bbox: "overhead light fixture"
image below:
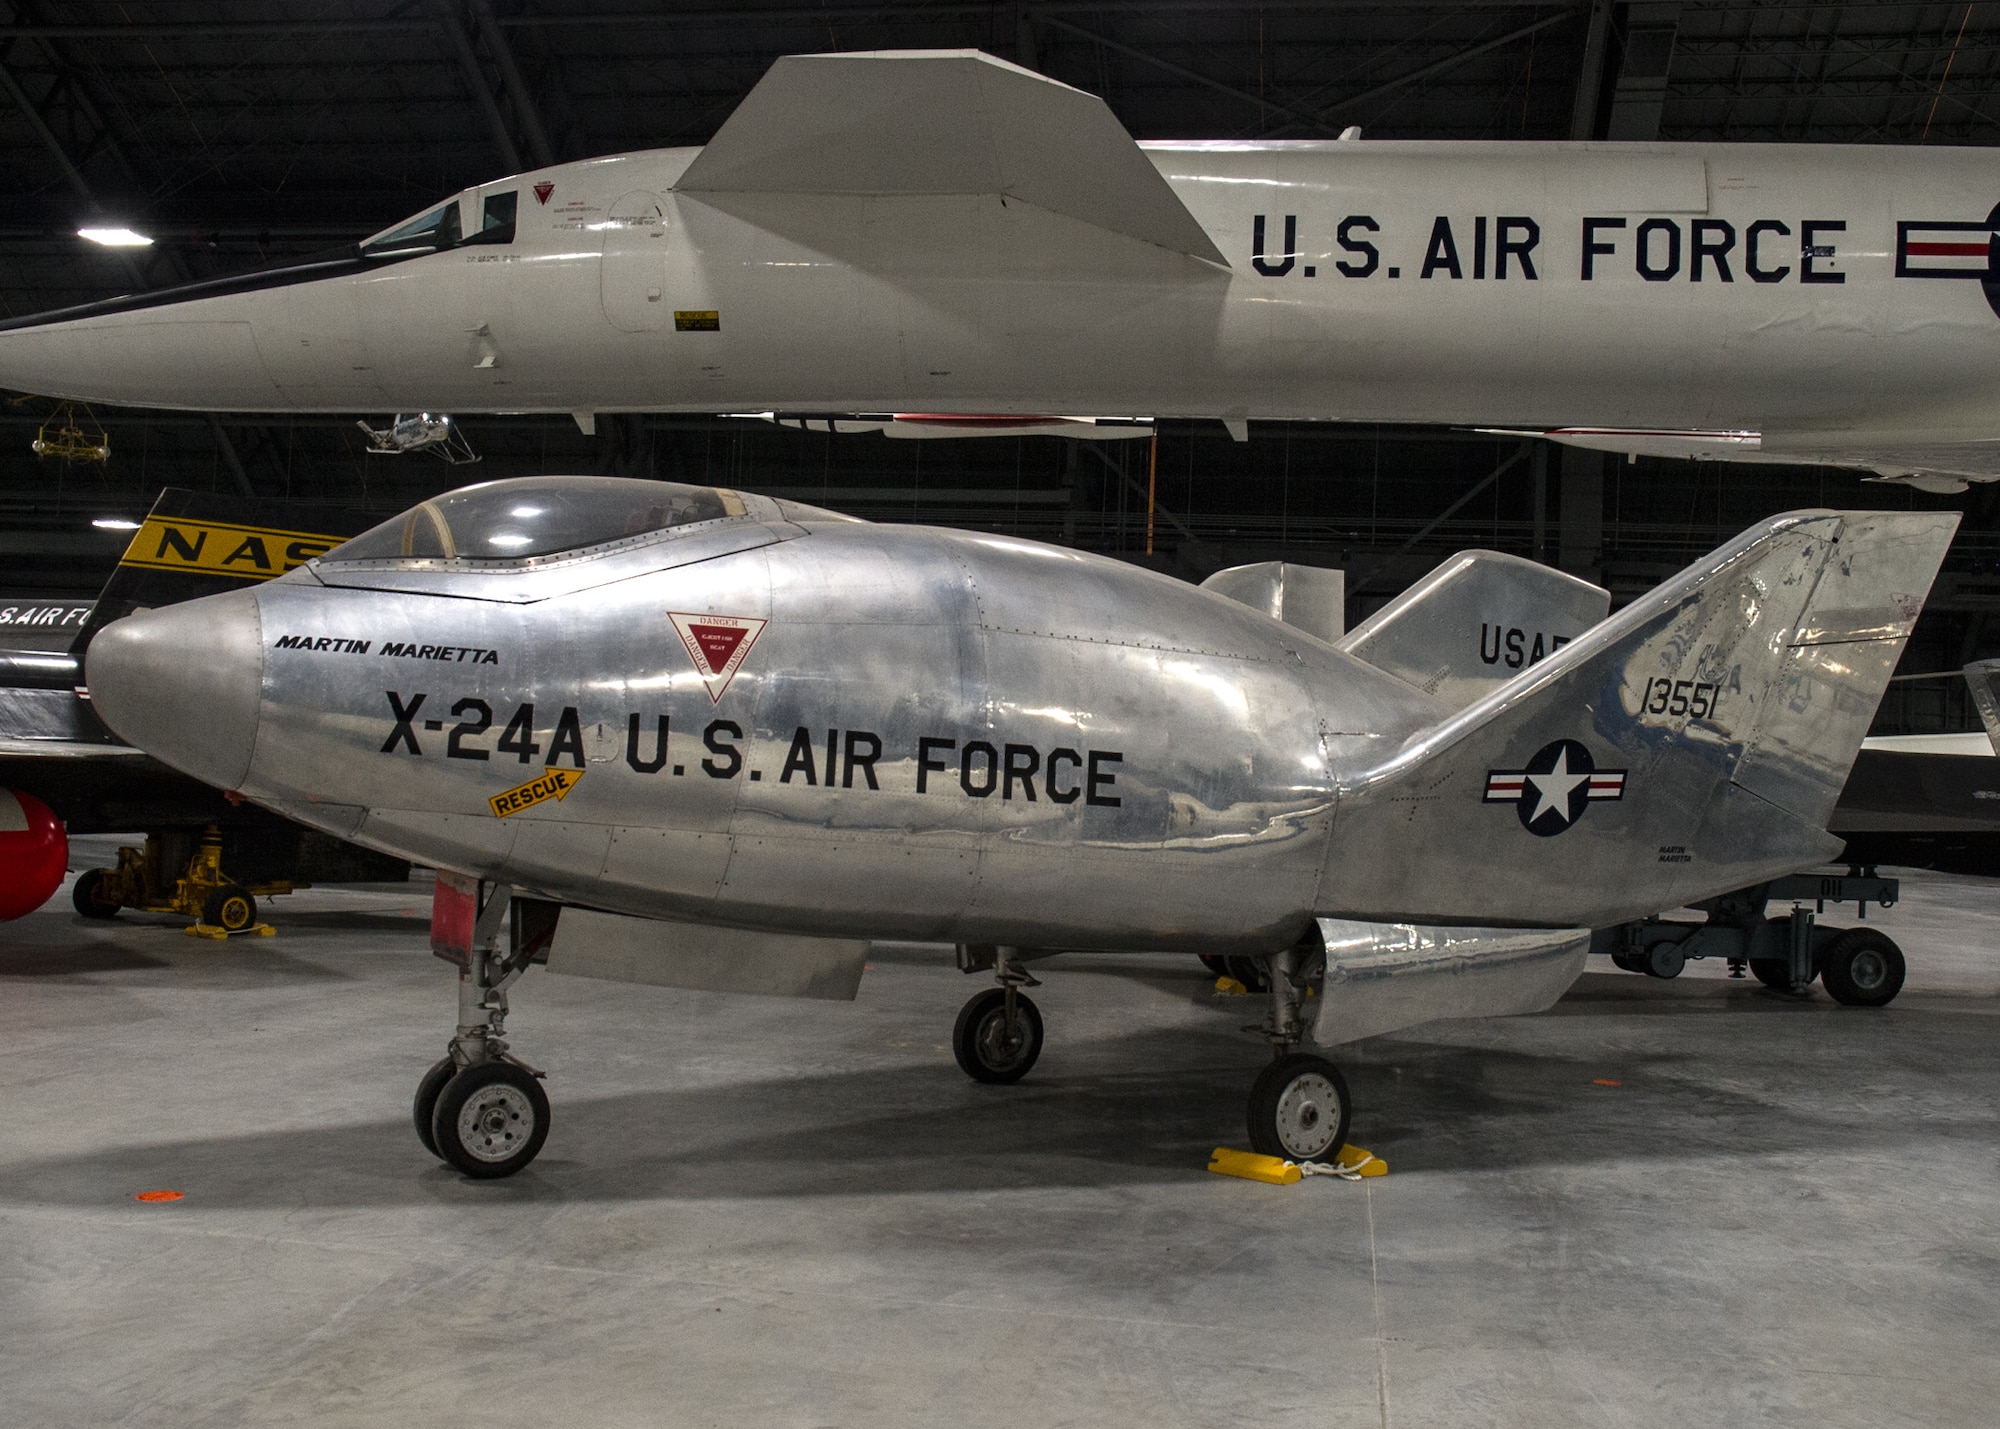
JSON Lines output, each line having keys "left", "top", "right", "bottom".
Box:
{"left": 77, "top": 226, "right": 153, "bottom": 247}
{"left": 92, "top": 517, "right": 141, "bottom": 531}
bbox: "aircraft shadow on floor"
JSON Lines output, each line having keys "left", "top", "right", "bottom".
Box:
{"left": 0, "top": 938, "right": 172, "bottom": 976}
{"left": 0, "top": 934, "right": 359, "bottom": 984}
{"left": 4, "top": 1008, "right": 1990, "bottom": 1211}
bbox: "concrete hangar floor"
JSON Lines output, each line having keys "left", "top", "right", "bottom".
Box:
{"left": 3, "top": 837, "right": 1996, "bottom": 1428}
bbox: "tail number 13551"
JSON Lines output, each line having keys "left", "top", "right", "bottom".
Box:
{"left": 1640, "top": 677, "right": 1722, "bottom": 719}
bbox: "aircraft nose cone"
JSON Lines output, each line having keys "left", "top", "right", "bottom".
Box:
{"left": 86, "top": 589, "right": 263, "bottom": 790}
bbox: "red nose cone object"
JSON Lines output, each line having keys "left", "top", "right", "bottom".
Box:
{"left": 0, "top": 789, "right": 68, "bottom": 920}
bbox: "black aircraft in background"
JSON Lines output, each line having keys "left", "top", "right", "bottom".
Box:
{"left": 1, "top": 487, "right": 407, "bottom": 928}
{"left": 1831, "top": 659, "right": 2000, "bottom": 878}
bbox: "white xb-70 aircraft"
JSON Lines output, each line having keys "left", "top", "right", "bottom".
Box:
{"left": 3, "top": 49, "right": 2000, "bottom": 489}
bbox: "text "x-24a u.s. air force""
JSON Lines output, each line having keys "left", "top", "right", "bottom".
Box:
{"left": 375, "top": 691, "right": 1126, "bottom": 812}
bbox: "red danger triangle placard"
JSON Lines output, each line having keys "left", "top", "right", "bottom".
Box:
{"left": 668, "top": 612, "right": 768, "bottom": 702}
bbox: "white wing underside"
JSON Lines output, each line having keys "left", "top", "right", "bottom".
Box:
{"left": 1515, "top": 427, "right": 2000, "bottom": 494}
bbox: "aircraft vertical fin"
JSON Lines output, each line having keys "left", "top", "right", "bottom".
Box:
{"left": 1337, "top": 551, "right": 1608, "bottom": 710}
{"left": 1201, "top": 562, "right": 1345, "bottom": 645}
{"left": 1320, "top": 510, "right": 1959, "bottom": 929}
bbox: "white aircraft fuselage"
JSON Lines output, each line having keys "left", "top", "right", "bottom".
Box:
{"left": 4, "top": 52, "right": 1998, "bottom": 478}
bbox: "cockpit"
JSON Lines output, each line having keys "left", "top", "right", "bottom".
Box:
{"left": 324, "top": 477, "right": 752, "bottom": 564}
{"left": 359, "top": 188, "right": 519, "bottom": 261}
{"left": 305, "top": 476, "right": 858, "bottom": 601}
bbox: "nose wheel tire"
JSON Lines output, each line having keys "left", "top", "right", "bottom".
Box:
{"left": 1248, "top": 1054, "right": 1352, "bottom": 1164}
{"left": 412, "top": 1057, "right": 457, "bottom": 1159}
{"left": 952, "top": 988, "right": 1044, "bottom": 1084}
{"left": 1818, "top": 928, "right": 1906, "bottom": 1007}
{"left": 431, "top": 1061, "right": 550, "bottom": 1178}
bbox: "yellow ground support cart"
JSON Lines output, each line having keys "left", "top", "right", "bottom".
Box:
{"left": 71, "top": 825, "right": 299, "bottom": 936}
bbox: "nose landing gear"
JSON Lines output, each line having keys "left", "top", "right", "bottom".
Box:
{"left": 415, "top": 880, "right": 557, "bottom": 1178}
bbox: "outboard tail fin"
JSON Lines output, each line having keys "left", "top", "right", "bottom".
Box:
{"left": 1338, "top": 550, "right": 1608, "bottom": 709}
{"left": 1963, "top": 658, "right": 2000, "bottom": 755}
{"left": 1201, "top": 561, "right": 1344, "bottom": 645}
{"left": 1321, "top": 509, "right": 1959, "bottom": 929}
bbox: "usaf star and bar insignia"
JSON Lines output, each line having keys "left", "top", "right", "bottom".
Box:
{"left": 1484, "top": 739, "right": 1626, "bottom": 837}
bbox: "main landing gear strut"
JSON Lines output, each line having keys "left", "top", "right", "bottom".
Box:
{"left": 946, "top": 935, "right": 1354, "bottom": 1165}
{"left": 1243, "top": 934, "right": 1350, "bottom": 1163}
{"left": 414, "top": 882, "right": 558, "bottom": 1178}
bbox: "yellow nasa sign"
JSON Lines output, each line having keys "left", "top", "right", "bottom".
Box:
{"left": 118, "top": 516, "right": 344, "bottom": 581}
{"left": 488, "top": 768, "right": 584, "bottom": 818}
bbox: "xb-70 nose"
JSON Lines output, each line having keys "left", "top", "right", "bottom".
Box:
{"left": 86, "top": 589, "right": 264, "bottom": 791}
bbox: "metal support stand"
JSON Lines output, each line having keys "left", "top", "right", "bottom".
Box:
{"left": 1786, "top": 904, "right": 1815, "bottom": 994}
{"left": 1593, "top": 867, "right": 1901, "bottom": 991}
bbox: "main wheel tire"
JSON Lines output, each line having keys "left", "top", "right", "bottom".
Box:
{"left": 1248, "top": 1054, "right": 1352, "bottom": 1164}
{"left": 1748, "top": 959, "right": 1794, "bottom": 990}
{"left": 412, "top": 1057, "right": 457, "bottom": 1159}
{"left": 952, "top": 988, "right": 1044, "bottom": 1084}
{"left": 71, "top": 868, "right": 121, "bottom": 919}
{"left": 1818, "top": 928, "right": 1906, "bottom": 1007}
{"left": 200, "top": 885, "right": 256, "bottom": 933}
{"left": 1198, "top": 954, "right": 1230, "bottom": 977}
{"left": 432, "top": 1061, "right": 550, "bottom": 1178}
{"left": 1610, "top": 951, "right": 1646, "bottom": 974}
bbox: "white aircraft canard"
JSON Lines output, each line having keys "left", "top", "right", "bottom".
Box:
{"left": 5, "top": 50, "right": 2000, "bottom": 489}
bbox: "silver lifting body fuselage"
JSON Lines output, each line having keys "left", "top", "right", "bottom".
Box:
{"left": 238, "top": 507, "right": 1438, "bottom": 955}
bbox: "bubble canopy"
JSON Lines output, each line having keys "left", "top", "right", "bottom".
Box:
{"left": 324, "top": 477, "right": 748, "bottom": 563}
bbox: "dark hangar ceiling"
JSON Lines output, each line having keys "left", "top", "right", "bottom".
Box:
{"left": 0, "top": 2, "right": 1997, "bottom": 728}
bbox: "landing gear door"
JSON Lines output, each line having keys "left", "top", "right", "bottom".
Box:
{"left": 600, "top": 190, "right": 671, "bottom": 332}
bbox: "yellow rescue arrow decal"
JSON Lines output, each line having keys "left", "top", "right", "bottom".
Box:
{"left": 488, "top": 767, "right": 584, "bottom": 818}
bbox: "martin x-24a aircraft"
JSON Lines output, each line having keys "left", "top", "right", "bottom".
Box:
{"left": 4, "top": 49, "right": 2000, "bottom": 491}
{"left": 82, "top": 475, "right": 1954, "bottom": 1177}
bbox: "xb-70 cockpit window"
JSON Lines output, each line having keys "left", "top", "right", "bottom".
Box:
{"left": 359, "top": 190, "right": 515, "bottom": 261}
{"left": 324, "top": 477, "right": 748, "bottom": 564}
{"left": 469, "top": 191, "right": 517, "bottom": 245}
{"left": 359, "top": 201, "right": 462, "bottom": 261}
